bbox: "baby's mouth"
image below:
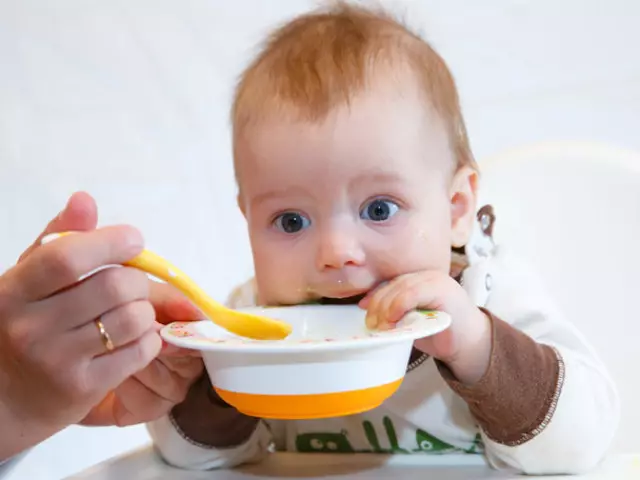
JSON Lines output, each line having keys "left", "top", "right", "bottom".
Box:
{"left": 317, "top": 293, "right": 367, "bottom": 305}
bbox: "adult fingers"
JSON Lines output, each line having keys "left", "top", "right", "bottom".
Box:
{"left": 80, "top": 353, "right": 203, "bottom": 427}
{"left": 87, "top": 329, "right": 162, "bottom": 389}
{"left": 78, "top": 384, "right": 165, "bottom": 427}
{"left": 149, "top": 280, "right": 203, "bottom": 325}
{"left": 18, "top": 191, "right": 98, "bottom": 263}
{"left": 114, "top": 355, "right": 204, "bottom": 426}
{"left": 79, "top": 392, "right": 119, "bottom": 426}
{"left": 2, "top": 225, "right": 144, "bottom": 301}
{"left": 70, "top": 300, "right": 156, "bottom": 357}
{"left": 132, "top": 355, "right": 201, "bottom": 407}
{"left": 37, "top": 266, "right": 150, "bottom": 332}
{"left": 111, "top": 377, "right": 175, "bottom": 426}
{"left": 160, "top": 343, "right": 202, "bottom": 358}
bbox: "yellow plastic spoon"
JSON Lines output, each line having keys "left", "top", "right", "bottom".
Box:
{"left": 43, "top": 232, "right": 293, "bottom": 341}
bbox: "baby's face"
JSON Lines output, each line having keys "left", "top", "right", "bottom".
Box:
{"left": 235, "top": 77, "right": 466, "bottom": 305}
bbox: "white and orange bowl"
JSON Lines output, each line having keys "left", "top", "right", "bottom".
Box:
{"left": 161, "top": 304, "right": 451, "bottom": 420}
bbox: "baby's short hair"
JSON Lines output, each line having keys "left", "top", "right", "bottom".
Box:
{"left": 231, "top": 1, "right": 475, "bottom": 171}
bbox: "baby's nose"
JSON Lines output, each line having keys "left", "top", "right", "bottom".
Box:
{"left": 316, "top": 230, "right": 365, "bottom": 270}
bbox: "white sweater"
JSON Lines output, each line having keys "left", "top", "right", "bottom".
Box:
{"left": 147, "top": 218, "right": 619, "bottom": 475}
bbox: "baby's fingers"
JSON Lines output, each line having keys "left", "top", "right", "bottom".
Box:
{"left": 366, "top": 274, "right": 443, "bottom": 330}
{"left": 358, "top": 280, "right": 388, "bottom": 310}
{"left": 379, "top": 276, "right": 429, "bottom": 329}
{"left": 360, "top": 281, "right": 395, "bottom": 329}
{"left": 362, "top": 276, "right": 417, "bottom": 329}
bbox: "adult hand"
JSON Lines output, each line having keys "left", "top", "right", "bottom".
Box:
{"left": 0, "top": 192, "right": 200, "bottom": 460}
{"left": 80, "top": 280, "right": 204, "bottom": 427}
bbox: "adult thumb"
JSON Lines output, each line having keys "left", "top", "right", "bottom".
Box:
{"left": 18, "top": 191, "right": 99, "bottom": 263}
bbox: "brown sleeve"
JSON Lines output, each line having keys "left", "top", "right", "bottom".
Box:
{"left": 169, "top": 372, "right": 260, "bottom": 448}
{"left": 436, "top": 308, "right": 565, "bottom": 446}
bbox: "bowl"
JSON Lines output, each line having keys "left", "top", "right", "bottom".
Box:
{"left": 161, "top": 304, "right": 451, "bottom": 419}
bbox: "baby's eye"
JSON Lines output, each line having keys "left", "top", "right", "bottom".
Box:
{"left": 360, "top": 199, "right": 399, "bottom": 222}
{"left": 274, "top": 212, "right": 311, "bottom": 233}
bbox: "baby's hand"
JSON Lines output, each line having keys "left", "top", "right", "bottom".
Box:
{"left": 359, "top": 271, "right": 491, "bottom": 384}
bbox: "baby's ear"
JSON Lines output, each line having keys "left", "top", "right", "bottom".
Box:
{"left": 449, "top": 166, "right": 479, "bottom": 248}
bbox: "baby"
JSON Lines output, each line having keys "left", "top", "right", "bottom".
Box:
{"left": 148, "top": 3, "right": 619, "bottom": 475}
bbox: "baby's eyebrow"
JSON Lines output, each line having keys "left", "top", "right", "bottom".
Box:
{"left": 348, "top": 171, "right": 405, "bottom": 188}
{"left": 250, "top": 186, "right": 310, "bottom": 208}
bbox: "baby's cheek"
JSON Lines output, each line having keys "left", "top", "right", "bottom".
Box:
{"left": 409, "top": 225, "right": 452, "bottom": 269}
{"left": 370, "top": 234, "right": 448, "bottom": 278}
{"left": 254, "top": 256, "right": 308, "bottom": 305}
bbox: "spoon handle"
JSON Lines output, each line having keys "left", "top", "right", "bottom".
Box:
{"left": 124, "top": 248, "right": 220, "bottom": 308}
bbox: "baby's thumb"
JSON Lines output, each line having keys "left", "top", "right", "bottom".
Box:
{"left": 18, "top": 191, "right": 99, "bottom": 262}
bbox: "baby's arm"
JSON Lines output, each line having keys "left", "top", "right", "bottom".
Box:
{"left": 439, "top": 248, "right": 619, "bottom": 475}
{"left": 146, "top": 374, "right": 272, "bottom": 470}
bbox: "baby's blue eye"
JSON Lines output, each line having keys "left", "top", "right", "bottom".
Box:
{"left": 360, "top": 199, "right": 399, "bottom": 222}
{"left": 274, "top": 212, "right": 310, "bottom": 233}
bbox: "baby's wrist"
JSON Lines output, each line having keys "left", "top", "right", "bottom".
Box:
{"left": 444, "top": 309, "right": 492, "bottom": 385}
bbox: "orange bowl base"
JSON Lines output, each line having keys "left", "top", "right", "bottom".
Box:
{"left": 214, "top": 378, "right": 404, "bottom": 420}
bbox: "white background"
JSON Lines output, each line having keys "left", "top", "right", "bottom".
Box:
{"left": 1, "top": 1, "right": 639, "bottom": 478}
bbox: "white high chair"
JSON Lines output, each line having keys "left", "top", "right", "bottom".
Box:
{"left": 477, "top": 141, "right": 640, "bottom": 454}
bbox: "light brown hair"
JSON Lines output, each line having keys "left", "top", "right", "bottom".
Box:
{"left": 231, "top": 1, "right": 475, "bottom": 171}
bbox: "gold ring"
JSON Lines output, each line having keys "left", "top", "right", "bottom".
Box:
{"left": 95, "top": 318, "right": 115, "bottom": 352}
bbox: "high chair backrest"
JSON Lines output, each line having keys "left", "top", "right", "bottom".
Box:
{"left": 477, "top": 141, "right": 640, "bottom": 453}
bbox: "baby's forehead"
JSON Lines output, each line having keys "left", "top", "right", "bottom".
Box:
{"left": 234, "top": 115, "right": 452, "bottom": 206}
{"left": 235, "top": 75, "right": 453, "bottom": 179}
